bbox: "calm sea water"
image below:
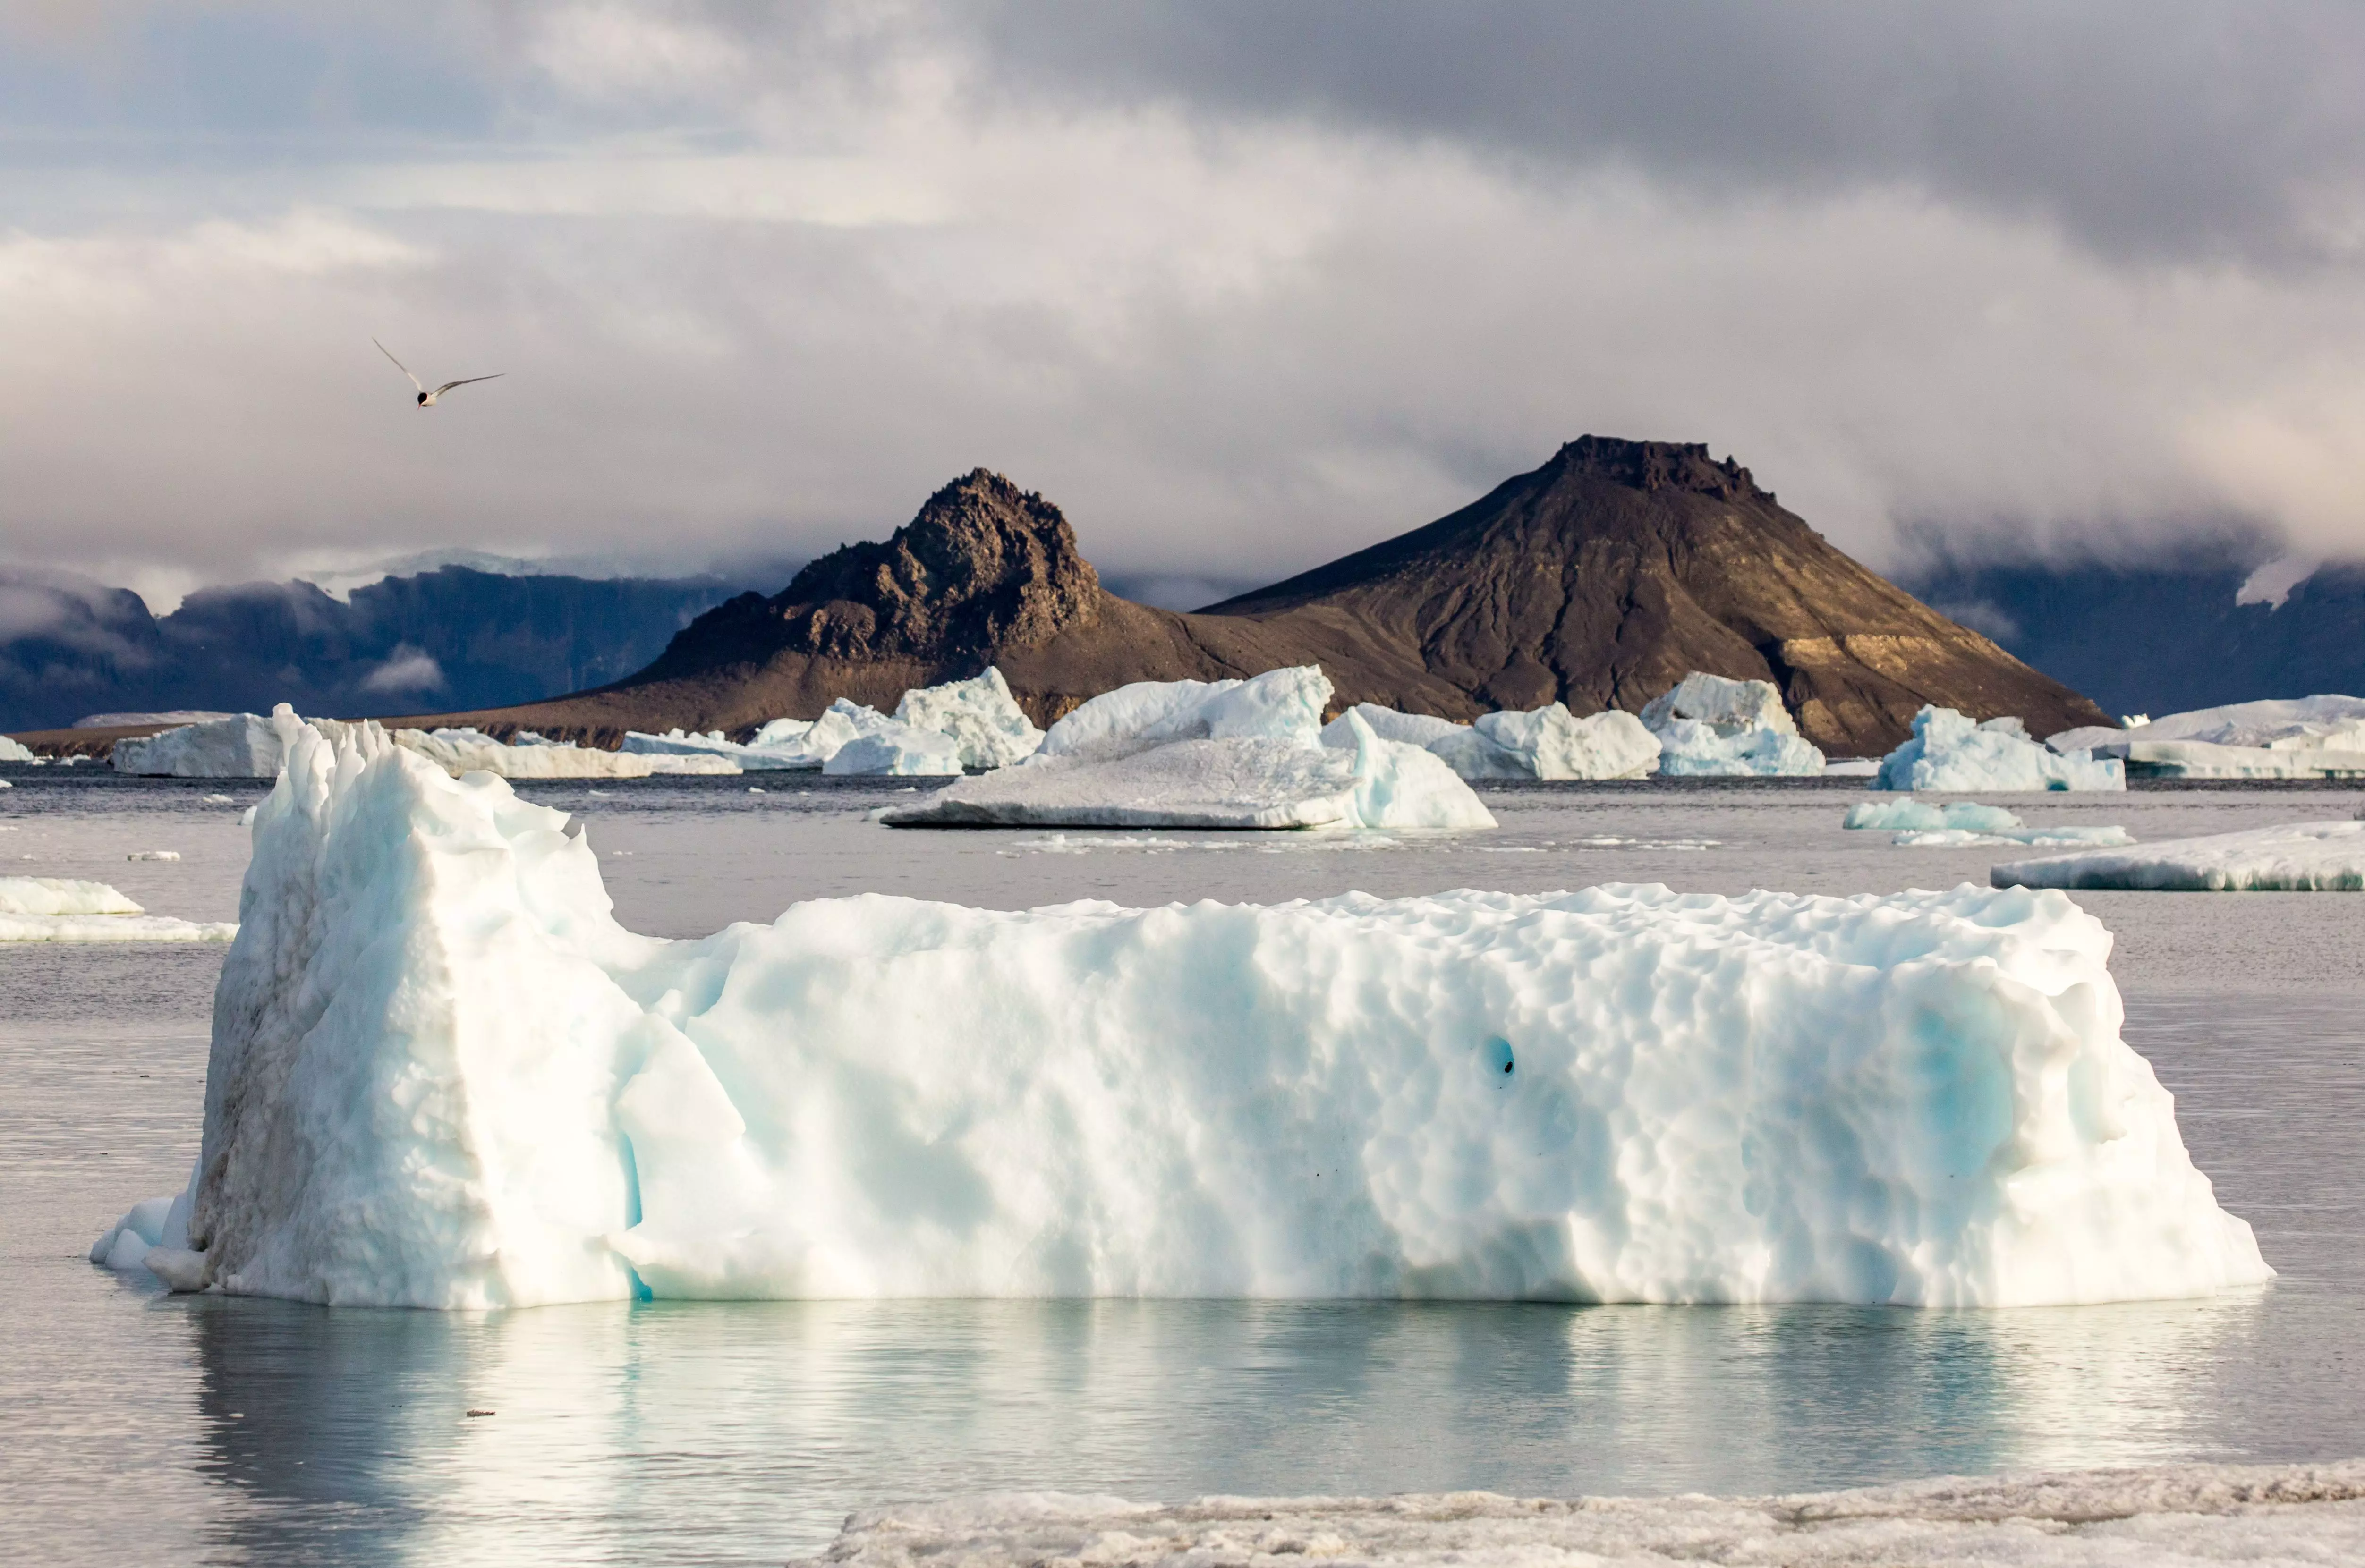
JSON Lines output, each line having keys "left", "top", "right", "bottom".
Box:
{"left": 3, "top": 772, "right": 2360, "bottom": 1564}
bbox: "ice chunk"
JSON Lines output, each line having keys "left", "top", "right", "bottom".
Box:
{"left": 109, "top": 714, "right": 2266, "bottom": 1308}
{"left": 2117, "top": 693, "right": 2365, "bottom": 750}
{"left": 817, "top": 702, "right": 964, "bottom": 776}
{"left": 750, "top": 717, "right": 815, "bottom": 748}
{"left": 1638, "top": 671, "right": 1800, "bottom": 737}
{"left": 111, "top": 713, "right": 285, "bottom": 778}
{"left": 126, "top": 850, "right": 180, "bottom": 862}
{"left": 1652, "top": 718, "right": 1825, "bottom": 777}
{"left": 1994, "top": 819, "right": 2365, "bottom": 891}
{"left": 0, "top": 877, "right": 144, "bottom": 916}
{"left": 1472, "top": 704, "right": 1661, "bottom": 780}
{"left": 1892, "top": 826, "right": 2136, "bottom": 848}
{"left": 893, "top": 667, "right": 1045, "bottom": 769}
{"left": 810, "top": 1461, "right": 2365, "bottom": 1567}
{"left": 1042, "top": 667, "right": 1329, "bottom": 761}
{"left": 2053, "top": 696, "right": 2365, "bottom": 776}
{"left": 1875, "top": 706, "right": 2124, "bottom": 792}
{"left": 883, "top": 713, "right": 1493, "bottom": 829}
{"left": 2115, "top": 739, "right": 2365, "bottom": 780}
{"left": 1, "top": 913, "right": 235, "bottom": 941}
{"left": 1843, "top": 799, "right": 2025, "bottom": 832}
{"left": 0, "top": 735, "right": 34, "bottom": 763}
{"left": 2046, "top": 724, "right": 2127, "bottom": 755}
{"left": 1319, "top": 703, "right": 1470, "bottom": 751}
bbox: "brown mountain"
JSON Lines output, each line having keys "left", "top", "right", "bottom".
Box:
{"left": 406, "top": 438, "right": 2107, "bottom": 755}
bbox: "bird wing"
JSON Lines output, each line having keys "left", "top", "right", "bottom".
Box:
{"left": 374, "top": 338, "right": 425, "bottom": 392}
{"left": 430, "top": 374, "right": 504, "bottom": 396}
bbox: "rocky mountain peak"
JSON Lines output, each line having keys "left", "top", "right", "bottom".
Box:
{"left": 1549, "top": 435, "right": 1771, "bottom": 505}
{"left": 765, "top": 469, "right": 1104, "bottom": 661}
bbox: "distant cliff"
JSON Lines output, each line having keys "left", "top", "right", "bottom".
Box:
{"left": 413, "top": 440, "right": 2107, "bottom": 755}
{"left": 0, "top": 566, "right": 756, "bottom": 733}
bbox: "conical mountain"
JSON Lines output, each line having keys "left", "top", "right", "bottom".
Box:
{"left": 408, "top": 441, "right": 2107, "bottom": 754}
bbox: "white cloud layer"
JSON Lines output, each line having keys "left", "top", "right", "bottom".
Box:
{"left": 2, "top": 1, "right": 2364, "bottom": 594}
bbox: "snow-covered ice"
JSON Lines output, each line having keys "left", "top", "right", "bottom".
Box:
{"left": 1472, "top": 703, "right": 1661, "bottom": 780}
{"left": 1641, "top": 673, "right": 1823, "bottom": 776}
{"left": 894, "top": 667, "right": 1044, "bottom": 769}
{"left": 0, "top": 734, "right": 34, "bottom": 763}
{"left": 2050, "top": 696, "right": 2365, "bottom": 778}
{"left": 1844, "top": 799, "right": 2026, "bottom": 832}
{"left": 1994, "top": 819, "right": 2365, "bottom": 891}
{"left": 1042, "top": 668, "right": 1330, "bottom": 761}
{"left": 0, "top": 876, "right": 144, "bottom": 915}
{"left": 821, "top": 703, "right": 966, "bottom": 777}
{"left": 799, "top": 1460, "right": 2365, "bottom": 1568}
{"left": 884, "top": 712, "right": 1495, "bottom": 829}
{"left": 1877, "top": 707, "right": 2124, "bottom": 792}
{"left": 97, "top": 714, "right": 2267, "bottom": 1308}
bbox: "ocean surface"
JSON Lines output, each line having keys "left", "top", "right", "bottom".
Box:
{"left": 4, "top": 770, "right": 2361, "bottom": 1564}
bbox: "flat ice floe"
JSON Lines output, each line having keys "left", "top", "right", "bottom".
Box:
{"left": 1993, "top": 819, "right": 2365, "bottom": 891}
{"left": 0, "top": 874, "right": 235, "bottom": 941}
{"left": 0, "top": 876, "right": 145, "bottom": 916}
{"left": 800, "top": 1461, "right": 2365, "bottom": 1568}
{"left": 97, "top": 715, "right": 2268, "bottom": 1308}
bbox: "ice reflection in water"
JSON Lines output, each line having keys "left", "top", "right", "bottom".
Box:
{"left": 183, "top": 1289, "right": 2263, "bottom": 1562}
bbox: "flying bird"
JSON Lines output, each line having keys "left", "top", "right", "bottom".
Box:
{"left": 374, "top": 339, "right": 502, "bottom": 407}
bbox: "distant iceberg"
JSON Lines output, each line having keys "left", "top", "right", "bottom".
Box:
{"left": 115, "top": 708, "right": 740, "bottom": 780}
{"left": 0, "top": 734, "right": 35, "bottom": 764}
{"left": 94, "top": 714, "right": 2267, "bottom": 1308}
{"left": 2050, "top": 695, "right": 2365, "bottom": 779}
{"left": 893, "top": 667, "right": 1043, "bottom": 769}
{"left": 1994, "top": 819, "right": 2365, "bottom": 891}
{"left": 1877, "top": 706, "right": 2123, "bottom": 792}
{"left": 626, "top": 671, "right": 1038, "bottom": 776}
{"left": 1326, "top": 700, "right": 1660, "bottom": 781}
{"left": 1843, "top": 798, "right": 2026, "bottom": 833}
{"left": 111, "top": 713, "right": 286, "bottom": 778}
{"left": 1642, "top": 673, "right": 1824, "bottom": 777}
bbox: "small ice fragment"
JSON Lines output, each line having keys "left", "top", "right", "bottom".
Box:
{"left": 126, "top": 851, "right": 181, "bottom": 861}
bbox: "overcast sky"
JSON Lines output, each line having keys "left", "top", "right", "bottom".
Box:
{"left": 5, "top": 1, "right": 2365, "bottom": 608}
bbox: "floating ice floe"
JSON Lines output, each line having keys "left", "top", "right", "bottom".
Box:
{"left": 1843, "top": 799, "right": 2128, "bottom": 846}
{"left": 111, "top": 712, "right": 287, "bottom": 778}
{"left": 0, "top": 877, "right": 233, "bottom": 942}
{"left": 893, "top": 667, "right": 1044, "bottom": 769}
{"left": 114, "top": 706, "right": 736, "bottom": 780}
{"left": 0, "top": 734, "right": 34, "bottom": 764}
{"left": 1640, "top": 672, "right": 1826, "bottom": 777}
{"left": 1893, "top": 826, "right": 2136, "bottom": 848}
{"left": 96, "top": 713, "right": 2266, "bottom": 1307}
{"left": 2048, "top": 695, "right": 2365, "bottom": 778}
{"left": 1994, "top": 819, "right": 2365, "bottom": 891}
{"left": 806, "top": 1461, "right": 2365, "bottom": 1568}
{"left": 1876, "top": 706, "right": 2124, "bottom": 792}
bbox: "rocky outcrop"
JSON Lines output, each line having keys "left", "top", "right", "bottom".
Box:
{"left": 404, "top": 441, "right": 2108, "bottom": 756}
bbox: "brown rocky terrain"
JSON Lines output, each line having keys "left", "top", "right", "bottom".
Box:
{"left": 395, "top": 438, "right": 2108, "bottom": 756}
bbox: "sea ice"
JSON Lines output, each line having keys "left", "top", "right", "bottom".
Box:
{"left": 801, "top": 1460, "right": 2365, "bottom": 1568}
{"left": 0, "top": 876, "right": 143, "bottom": 916}
{"left": 1876, "top": 706, "right": 2124, "bottom": 792}
{"left": 1843, "top": 799, "right": 2024, "bottom": 832}
{"left": 1994, "top": 819, "right": 2365, "bottom": 891}
{"left": 884, "top": 712, "right": 1494, "bottom": 829}
{"left": 1893, "top": 826, "right": 2136, "bottom": 849}
{"left": 894, "top": 668, "right": 1044, "bottom": 769}
{"left": 0, "top": 735, "right": 34, "bottom": 763}
{"left": 99, "top": 715, "right": 2266, "bottom": 1308}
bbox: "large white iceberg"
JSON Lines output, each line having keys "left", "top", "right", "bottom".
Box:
{"left": 1876, "top": 706, "right": 2124, "bottom": 792}
{"left": 1994, "top": 819, "right": 2365, "bottom": 891}
{"left": 111, "top": 713, "right": 286, "bottom": 778}
{"left": 819, "top": 702, "right": 964, "bottom": 776}
{"left": 0, "top": 734, "right": 35, "bottom": 763}
{"left": 893, "top": 667, "right": 1044, "bottom": 770}
{"left": 1316, "top": 700, "right": 1659, "bottom": 781}
{"left": 1641, "top": 672, "right": 1824, "bottom": 777}
{"left": 884, "top": 711, "right": 1494, "bottom": 829}
{"left": 1042, "top": 667, "right": 1330, "bottom": 760}
{"left": 96, "top": 715, "right": 2268, "bottom": 1308}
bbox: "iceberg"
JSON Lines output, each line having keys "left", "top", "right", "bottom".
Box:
{"left": 111, "top": 712, "right": 286, "bottom": 778}
{"left": 817, "top": 702, "right": 964, "bottom": 776}
{"left": 1652, "top": 718, "right": 1825, "bottom": 777}
{"left": 893, "top": 667, "right": 1044, "bottom": 769}
{"left": 1843, "top": 799, "right": 2025, "bottom": 833}
{"left": 0, "top": 734, "right": 34, "bottom": 764}
{"left": 0, "top": 876, "right": 144, "bottom": 916}
{"left": 2049, "top": 696, "right": 2365, "bottom": 778}
{"left": 1876, "top": 706, "right": 2124, "bottom": 792}
{"left": 1993, "top": 819, "right": 2365, "bottom": 891}
{"left": 885, "top": 711, "right": 1495, "bottom": 829}
{"left": 1472, "top": 703, "right": 1661, "bottom": 780}
{"left": 1320, "top": 703, "right": 1469, "bottom": 752}
{"left": 98, "top": 715, "right": 2266, "bottom": 1308}
{"left": 1042, "top": 667, "right": 1330, "bottom": 760}
{"left": 1640, "top": 672, "right": 1823, "bottom": 776}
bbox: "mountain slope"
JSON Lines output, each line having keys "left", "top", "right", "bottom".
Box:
{"left": 411, "top": 441, "right": 2105, "bottom": 755}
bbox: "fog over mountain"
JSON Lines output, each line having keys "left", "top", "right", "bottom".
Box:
{"left": 6, "top": 2, "right": 2365, "bottom": 608}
